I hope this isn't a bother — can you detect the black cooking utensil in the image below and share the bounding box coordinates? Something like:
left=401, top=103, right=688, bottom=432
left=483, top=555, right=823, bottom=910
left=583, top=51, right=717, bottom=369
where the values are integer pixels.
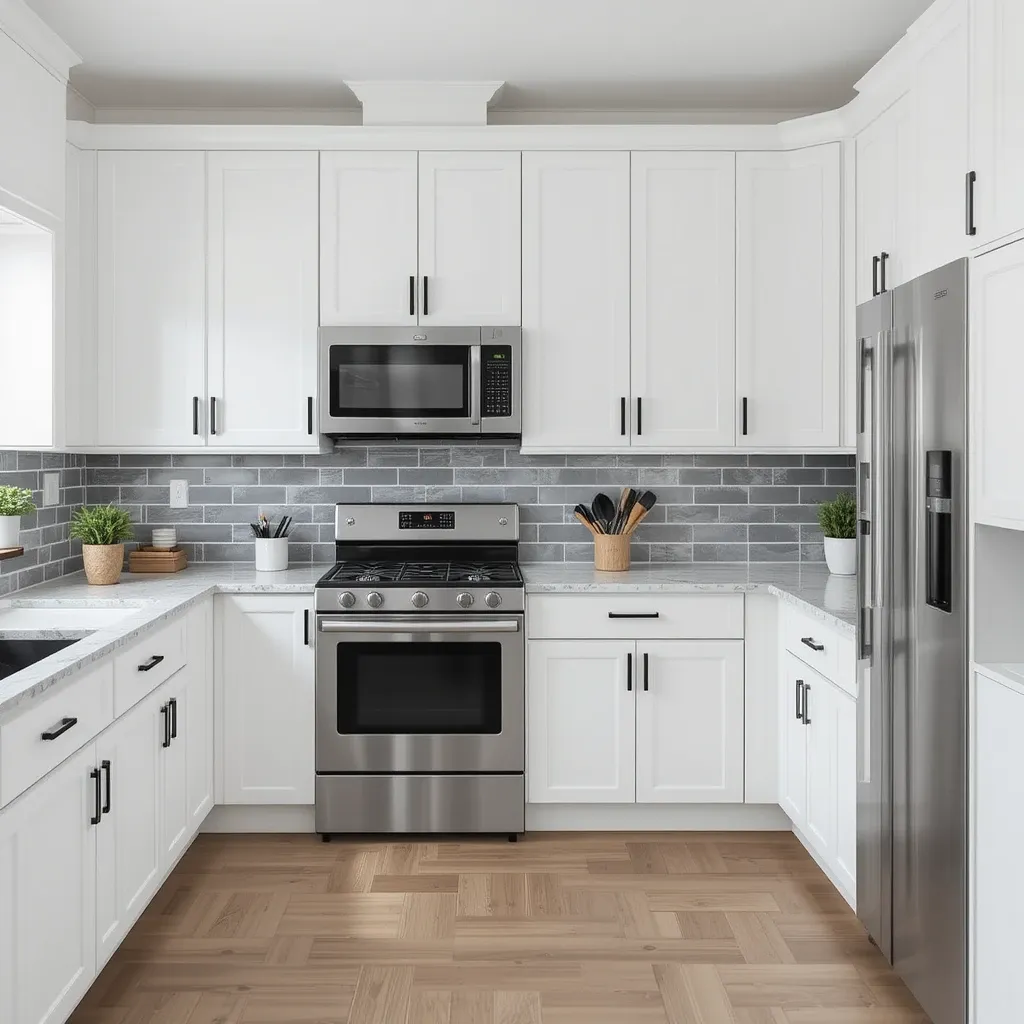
left=592, top=492, right=616, bottom=534
left=574, top=503, right=603, bottom=534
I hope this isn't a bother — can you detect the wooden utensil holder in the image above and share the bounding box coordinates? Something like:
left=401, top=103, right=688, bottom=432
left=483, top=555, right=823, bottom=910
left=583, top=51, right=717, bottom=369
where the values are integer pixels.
left=593, top=534, right=630, bottom=572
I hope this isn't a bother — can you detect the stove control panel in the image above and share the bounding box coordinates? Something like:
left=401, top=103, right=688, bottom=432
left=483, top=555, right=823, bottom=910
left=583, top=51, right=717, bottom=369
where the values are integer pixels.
left=399, top=510, right=454, bottom=530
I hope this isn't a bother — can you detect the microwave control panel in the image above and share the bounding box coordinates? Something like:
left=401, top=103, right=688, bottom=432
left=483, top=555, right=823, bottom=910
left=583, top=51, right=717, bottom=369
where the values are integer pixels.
left=482, top=346, right=513, bottom=418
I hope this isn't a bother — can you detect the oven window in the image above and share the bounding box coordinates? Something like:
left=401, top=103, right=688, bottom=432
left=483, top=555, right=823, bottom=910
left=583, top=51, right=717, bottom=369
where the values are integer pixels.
left=337, top=642, right=502, bottom=734
left=329, top=345, right=469, bottom=418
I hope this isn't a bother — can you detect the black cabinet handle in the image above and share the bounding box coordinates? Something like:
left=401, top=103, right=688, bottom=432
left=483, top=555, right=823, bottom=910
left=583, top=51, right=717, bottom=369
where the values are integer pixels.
left=41, top=716, right=77, bottom=740
left=741, top=397, right=748, bottom=436
left=210, top=397, right=217, bottom=435
left=872, top=255, right=880, bottom=297
left=620, top=397, right=626, bottom=436
left=101, top=759, right=111, bottom=814
left=90, top=768, right=102, bottom=825
left=169, top=697, right=178, bottom=740
left=608, top=611, right=660, bottom=619
left=626, top=651, right=632, bottom=692
left=636, top=397, right=642, bottom=436
left=192, top=396, right=200, bottom=436
left=795, top=679, right=804, bottom=721
left=307, top=396, right=314, bottom=435
left=409, top=275, right=416, bottom=316
left=422, top=276, right=429, bottom=316
left=966, top=171, right=977, bottom=236
left=138, top=654, right=165, bottom=672
left=801, top=637, right=825, bottom=652
left=161, top=703, right=171, bottom=748
left=304, top=608, right=310, bottom=646
left=643, top=652, right=649, bottom=692
left=802, top=683, right=811, bottom=726
left=880, top=251, right=889, bottom=293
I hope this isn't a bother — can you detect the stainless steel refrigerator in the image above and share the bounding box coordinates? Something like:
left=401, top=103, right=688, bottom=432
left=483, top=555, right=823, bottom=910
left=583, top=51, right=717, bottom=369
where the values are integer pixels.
left=856, top=258, right=968, bottom=1024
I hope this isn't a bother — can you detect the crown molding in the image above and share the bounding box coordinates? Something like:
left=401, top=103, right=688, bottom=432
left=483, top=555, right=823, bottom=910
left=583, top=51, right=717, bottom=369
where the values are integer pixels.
left=345, top=80, right=504, bottom=125
left=0, top=0, right=79, bottom=81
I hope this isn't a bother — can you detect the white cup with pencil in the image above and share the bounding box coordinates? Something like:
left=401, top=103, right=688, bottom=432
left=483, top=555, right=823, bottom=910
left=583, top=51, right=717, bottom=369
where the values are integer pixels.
left=252, top=513, right=292, bottom=572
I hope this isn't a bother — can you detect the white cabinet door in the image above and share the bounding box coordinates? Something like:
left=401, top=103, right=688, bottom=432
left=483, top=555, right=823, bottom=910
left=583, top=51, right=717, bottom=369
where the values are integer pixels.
left=834, top=687, right=857, bottom=901
left=186, top=598, right=214, bottom=833
left=159, top=674, right=190, bottom=866
left=635, top=640, right=744, bottom=803
left=95, top=689, right=162, bottom=968
left=320, top=151, right=418, bottom=325
left=218, top=595, right=315, bottom=804
left=418, top=151, right=521, bottom=325
left=971, top=239, right=1024, bottom=528
left=736, top=145, right=841, bottom=448
left=527, top=640, right=635, bottom=803
left=0, top=743, right=97, bottom=1024
left=972, top=671, right=1024, bottom=1023
left=779, top=653, right=808, bottom=827
left=521, top=152, right=630, bottom=448
left=803, top=670, right=837, bottom=858
left=914, top=3, right=968, bottom=276
left=631, top=152, right=736, bottom=447
left=96, top=151, right=206, bottom=447
left=971, top=0, right=1024, bottom=246
left=207, top=152, right=319, bottom=448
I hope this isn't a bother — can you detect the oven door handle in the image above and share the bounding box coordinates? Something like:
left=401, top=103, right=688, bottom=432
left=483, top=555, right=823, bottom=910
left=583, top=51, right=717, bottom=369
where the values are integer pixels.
left=318, top=617, right=521, bottom=633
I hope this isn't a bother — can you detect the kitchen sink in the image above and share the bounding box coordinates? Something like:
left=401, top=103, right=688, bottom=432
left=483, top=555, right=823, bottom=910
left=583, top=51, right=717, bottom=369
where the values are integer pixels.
left=0, top=638, right=80, bottom=682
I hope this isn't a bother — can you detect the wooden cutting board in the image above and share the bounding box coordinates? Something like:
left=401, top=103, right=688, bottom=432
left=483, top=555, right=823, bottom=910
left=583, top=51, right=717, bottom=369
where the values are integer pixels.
left=128, top=546, right=187, bottom=573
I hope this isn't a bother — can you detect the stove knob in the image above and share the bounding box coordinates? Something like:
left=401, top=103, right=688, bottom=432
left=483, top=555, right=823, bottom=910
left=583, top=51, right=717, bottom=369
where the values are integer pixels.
left=484, top=591, right=502, bottom=609
left=456, top=592, right=474, bottom=609
left=366, top=591, right=384, bottom=609
left=411, top=591, right=429, bottom=608
left=338, top=591, right=356, bottom=609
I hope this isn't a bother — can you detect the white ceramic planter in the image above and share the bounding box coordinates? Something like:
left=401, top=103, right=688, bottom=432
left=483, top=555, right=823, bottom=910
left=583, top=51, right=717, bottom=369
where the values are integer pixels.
left=0, top=516, right=20, bottom=548
left=824, top=536, right=856, bottom=576
left=254, top=537, right=289, bottom=572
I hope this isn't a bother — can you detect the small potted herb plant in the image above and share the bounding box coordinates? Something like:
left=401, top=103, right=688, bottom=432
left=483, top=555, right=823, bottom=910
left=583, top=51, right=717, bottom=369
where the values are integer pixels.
left=70, top=505, right=135, bottom=585
left=0, top=485, right=36, bottom=548
left=818, top=492, right=857, bottom=576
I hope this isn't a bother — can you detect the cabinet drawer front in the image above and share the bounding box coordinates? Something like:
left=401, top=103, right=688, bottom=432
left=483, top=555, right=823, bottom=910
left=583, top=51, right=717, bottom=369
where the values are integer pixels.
left=781, top=605, right=840, bottom=681
left=113, top=617, right=186, bottom=716
left=527, top=594, right=743, bottom=639
left=0, top=661, right=114, bottom=806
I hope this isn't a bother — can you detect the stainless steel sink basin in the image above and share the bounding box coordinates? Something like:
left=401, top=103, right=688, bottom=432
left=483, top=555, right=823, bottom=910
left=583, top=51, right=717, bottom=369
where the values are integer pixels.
left=0, top=638, right=80, bottom=682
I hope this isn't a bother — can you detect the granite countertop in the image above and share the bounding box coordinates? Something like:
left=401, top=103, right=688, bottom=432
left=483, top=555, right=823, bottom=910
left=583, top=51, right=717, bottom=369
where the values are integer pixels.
left=0, top=561, right=855, bottom=719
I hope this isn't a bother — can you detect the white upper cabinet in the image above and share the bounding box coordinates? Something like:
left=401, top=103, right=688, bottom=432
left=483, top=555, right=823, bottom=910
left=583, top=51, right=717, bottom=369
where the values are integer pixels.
left=634, top=640, right=744, bottom=803
left=320, top=151, right=418, bottom=325
left=97, top=151, right=206, bottom=447
left=856, top=96, right=916, bottom=304
left=418, top=151, right=521, bottom=325
left=207, top=152, right=319, bottom=447
left=630, top=152, right=736, bottom=447
left=521, top=152, right=630, bottom=449
left=971, top=238, right=1024, bottom=528
left=970, top=0, right=1024, bottom=246
left=736, top=144, right=841, bottom=448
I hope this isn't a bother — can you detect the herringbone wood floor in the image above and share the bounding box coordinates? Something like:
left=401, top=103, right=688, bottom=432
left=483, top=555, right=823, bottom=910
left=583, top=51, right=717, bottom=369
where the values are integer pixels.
left=69, top=832, right=929, bottom=1024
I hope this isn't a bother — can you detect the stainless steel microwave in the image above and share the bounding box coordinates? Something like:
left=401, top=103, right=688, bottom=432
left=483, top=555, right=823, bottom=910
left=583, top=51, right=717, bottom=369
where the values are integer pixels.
left=318, top=326, right=521, bottom=438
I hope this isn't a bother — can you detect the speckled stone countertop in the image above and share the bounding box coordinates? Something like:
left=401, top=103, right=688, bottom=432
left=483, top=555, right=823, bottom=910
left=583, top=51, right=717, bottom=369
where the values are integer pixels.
left=522, top=563, right=857, bottom=635
left=0, top=562, right=856, bottom=719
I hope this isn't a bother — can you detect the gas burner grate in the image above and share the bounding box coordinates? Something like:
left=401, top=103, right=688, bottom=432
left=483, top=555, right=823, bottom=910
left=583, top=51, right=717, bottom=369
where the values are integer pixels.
left=447, top=561, right=521, bottom=583
left=328, top=561, right=404, bottom=583
left=399, top=563, right=450, bottom=581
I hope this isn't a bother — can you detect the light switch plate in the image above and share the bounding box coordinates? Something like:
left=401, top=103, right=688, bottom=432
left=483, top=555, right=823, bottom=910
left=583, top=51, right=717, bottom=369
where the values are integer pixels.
left=42, top=472, right=60, bottom=507
left=169, top=480, right=189, bottom=509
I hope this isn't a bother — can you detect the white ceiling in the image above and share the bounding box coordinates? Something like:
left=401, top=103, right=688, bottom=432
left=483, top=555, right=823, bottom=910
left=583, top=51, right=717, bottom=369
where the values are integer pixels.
left=27, top=0, right=933, bottom=118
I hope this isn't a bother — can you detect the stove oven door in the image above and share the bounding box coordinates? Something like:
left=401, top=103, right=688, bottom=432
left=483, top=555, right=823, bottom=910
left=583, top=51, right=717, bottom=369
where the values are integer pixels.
left=315, top=614, right=525, bottom=774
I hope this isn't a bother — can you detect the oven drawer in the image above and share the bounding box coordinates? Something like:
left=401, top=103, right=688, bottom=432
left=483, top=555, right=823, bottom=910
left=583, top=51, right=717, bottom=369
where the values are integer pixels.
left=527, top=594, right=744, bottom=640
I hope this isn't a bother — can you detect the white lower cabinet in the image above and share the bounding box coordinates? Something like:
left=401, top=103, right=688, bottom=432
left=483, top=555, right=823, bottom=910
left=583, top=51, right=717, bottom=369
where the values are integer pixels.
left=186, top=598, right=214, bottom=832
left=217, top=594, right=315, bottom=804
left=527, top=638, right=744, bottom=804
left=834, top=687, right=857, bottom=897
left=803, top=670, right=836, bottom=854
left=0, top=743, right=98, bottom=1024
left=779, top=653, right=808, bottom=824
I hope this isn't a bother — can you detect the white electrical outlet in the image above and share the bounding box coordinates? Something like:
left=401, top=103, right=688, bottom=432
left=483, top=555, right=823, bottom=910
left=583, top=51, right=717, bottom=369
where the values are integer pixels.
left=42, top=472, right=60, bottom=507
left=169, top=480, right=189, bottom=509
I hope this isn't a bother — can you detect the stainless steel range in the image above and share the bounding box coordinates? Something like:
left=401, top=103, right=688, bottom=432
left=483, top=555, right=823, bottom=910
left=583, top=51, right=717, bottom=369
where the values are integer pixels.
left=313, top=503, right=525, bottom=840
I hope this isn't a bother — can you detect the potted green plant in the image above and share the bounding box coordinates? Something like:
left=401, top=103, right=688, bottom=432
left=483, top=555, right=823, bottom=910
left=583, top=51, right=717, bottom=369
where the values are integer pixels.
left=818, top=492, right=857, bottom=576
left=69, top=505, right=135, bottom=585
left=0, top=485, right=36, bottom=548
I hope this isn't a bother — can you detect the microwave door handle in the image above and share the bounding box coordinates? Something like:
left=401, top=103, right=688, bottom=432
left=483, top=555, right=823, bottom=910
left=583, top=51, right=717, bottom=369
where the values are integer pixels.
left=470, top=346, right=482, bottom=426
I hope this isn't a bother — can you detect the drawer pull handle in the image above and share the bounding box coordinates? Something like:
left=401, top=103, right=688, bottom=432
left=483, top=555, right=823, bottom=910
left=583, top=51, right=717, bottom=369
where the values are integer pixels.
left=41, top=716, right=78, bottom=740
left=607, top=612, right=660, bottom=619
left=138, top=655, right=165, bottom=672
left=161, top=703, right=171, bottom=748
left=101, top=759, right=112, bottom=814
left=800, top=637, right=824, bottom=652
left=90, top=767, right=102, bottom=826
left=169, top=696, right=178, bottom=740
